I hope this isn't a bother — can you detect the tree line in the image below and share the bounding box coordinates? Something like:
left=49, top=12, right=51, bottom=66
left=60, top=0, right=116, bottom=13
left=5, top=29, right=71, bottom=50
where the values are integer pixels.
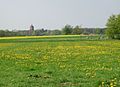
left=0, top=26, right=105, bottom=37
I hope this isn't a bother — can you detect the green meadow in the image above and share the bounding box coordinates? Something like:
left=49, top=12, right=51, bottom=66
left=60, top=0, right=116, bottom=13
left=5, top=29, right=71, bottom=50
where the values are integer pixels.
left=0, top=35, right=120, bottom=87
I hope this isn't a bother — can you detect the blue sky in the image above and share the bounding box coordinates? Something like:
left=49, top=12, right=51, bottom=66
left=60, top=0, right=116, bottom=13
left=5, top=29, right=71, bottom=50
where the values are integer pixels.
left=0, top=0, right=120, bottom=30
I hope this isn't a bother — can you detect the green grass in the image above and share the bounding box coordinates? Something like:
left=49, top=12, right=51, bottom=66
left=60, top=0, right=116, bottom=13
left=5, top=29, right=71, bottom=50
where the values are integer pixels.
left=0, top=35, right=120, bottom=87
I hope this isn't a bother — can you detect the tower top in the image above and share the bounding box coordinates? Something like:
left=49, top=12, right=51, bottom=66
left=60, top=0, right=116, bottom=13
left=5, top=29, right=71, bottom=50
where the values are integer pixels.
left=30, top=24, right=34, bottom=31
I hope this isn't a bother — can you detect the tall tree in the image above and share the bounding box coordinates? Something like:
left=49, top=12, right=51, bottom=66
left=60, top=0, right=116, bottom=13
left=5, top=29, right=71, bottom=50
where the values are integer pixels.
left=72, top=25, right=82, bottom=35
left=62, top=24, right=73, bottom=35
left=106, top=14, right=120, bottom=39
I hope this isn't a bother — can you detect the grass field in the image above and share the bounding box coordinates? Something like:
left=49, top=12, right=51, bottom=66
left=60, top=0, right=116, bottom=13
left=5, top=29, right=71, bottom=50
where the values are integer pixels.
left=0, top=35, right=120, bottom=87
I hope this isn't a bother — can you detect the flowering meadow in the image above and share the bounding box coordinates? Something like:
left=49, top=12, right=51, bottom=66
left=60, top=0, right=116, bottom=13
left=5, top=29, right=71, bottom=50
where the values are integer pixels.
left=0, top=35, right=120, bottom=87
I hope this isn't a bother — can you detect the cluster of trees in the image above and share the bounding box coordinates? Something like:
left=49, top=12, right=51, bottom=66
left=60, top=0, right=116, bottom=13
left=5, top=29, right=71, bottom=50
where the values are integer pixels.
left=62, top=25, right=105, bottom=35
left=0, top=26, right=105, bottom=37
left=0, top=30, right=17, bottom=37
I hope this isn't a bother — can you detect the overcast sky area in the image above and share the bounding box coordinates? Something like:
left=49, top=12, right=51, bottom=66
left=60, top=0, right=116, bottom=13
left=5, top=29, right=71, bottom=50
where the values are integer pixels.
left=0, top=0, right=120, bottom=30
